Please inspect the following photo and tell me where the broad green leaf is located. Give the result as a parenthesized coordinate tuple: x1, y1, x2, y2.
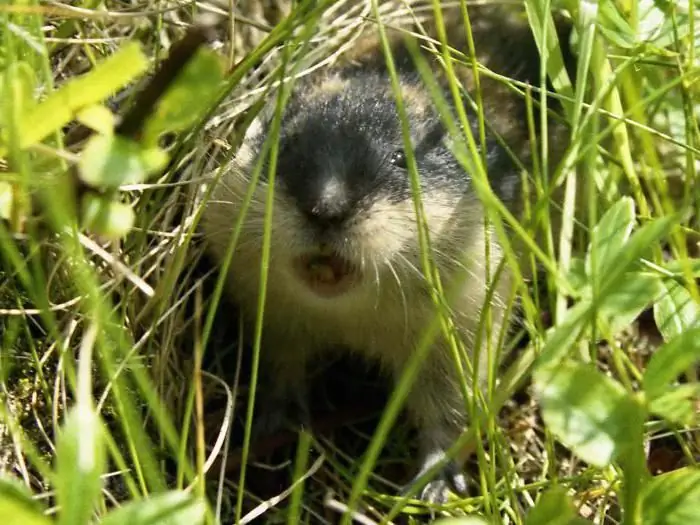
(81, 194, 136, 239)
(17, 42, 148, 150)
(55, 406, 106, 525)
(648, 384, 699, 426)
(143, 48, 224, 145)
(653, 280, 700, 342)
(586, 197, 635, 280)
(662, 258, 700, 277)
(100, 491, 206, 525)
(597, 215, 675, 299)
(0, 476, 50, 525)
(594, 272, 664, 334)
(525, 486, 590, 525)
(596, 1, 637, 48)
(643, 326, 700, 400)
(76, 105, 116, 135)
(566, 257, 587, 292)
(534, 361, 645, 468)
(536, 298, 592, 366)
(595, 23, 637, 50)
(538, 216, 664, 366)
(139, 147, 170, 176)
(641, 467, 700, 525)
(78, 134, 168, 188)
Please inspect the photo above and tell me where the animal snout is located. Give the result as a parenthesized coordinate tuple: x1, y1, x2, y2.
(297, 177, 355, 229)
(302, 199, 352, 229)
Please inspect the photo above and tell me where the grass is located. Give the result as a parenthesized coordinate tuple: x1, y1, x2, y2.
(0, 0, 699, 524)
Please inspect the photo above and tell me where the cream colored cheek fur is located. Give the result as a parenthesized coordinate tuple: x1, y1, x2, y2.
(205, 161, 489, 288)
(206, 115, 500, 292)
(201, 116, 506, 342)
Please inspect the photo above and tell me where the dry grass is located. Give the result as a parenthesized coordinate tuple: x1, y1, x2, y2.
(1, 0, 698, 524)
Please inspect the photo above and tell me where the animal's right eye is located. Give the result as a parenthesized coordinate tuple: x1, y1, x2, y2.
(390, 149, 407, 169)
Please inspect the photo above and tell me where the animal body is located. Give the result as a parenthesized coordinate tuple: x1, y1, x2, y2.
(201, 2, 572, 503)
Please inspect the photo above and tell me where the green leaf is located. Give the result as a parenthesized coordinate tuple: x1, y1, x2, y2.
(539, 217, 671, 367)
(594, 271, 664, 334)
(566, 257, 588, 293)
(16, 42, 148, 151)
(536, 299, 592, 366)
(534, 361, 645, 468)
(643, 326, 700, 400)
(525, 486, 590, 525)
(76, 105, 116, 135)
(142, 48, 224, 145)
(55, 406, 106, 525)
(0, 476, 50, 525)
(100, 491, 206, 525)
(648, 384, 699, 426)
(433, 518, 492, 525)
(81, 194, 136, 239)
(78, 134, 168, 188)
(596, 1, 637, 48)
(641, 467, 700, 525)
(653, 280, 700, 343)
(661, 258, 700, 278)
(597, 214, 675, 297)
(139, 147, 170, 175)
(586, 197, 635, 280)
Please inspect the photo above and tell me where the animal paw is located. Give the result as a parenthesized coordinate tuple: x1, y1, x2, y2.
(402, 457, 468, 505)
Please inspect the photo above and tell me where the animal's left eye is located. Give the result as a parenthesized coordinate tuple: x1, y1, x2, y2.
(390, 149, 407, 169)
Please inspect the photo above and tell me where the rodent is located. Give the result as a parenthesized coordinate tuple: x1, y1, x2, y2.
(200, 2, 574, 503)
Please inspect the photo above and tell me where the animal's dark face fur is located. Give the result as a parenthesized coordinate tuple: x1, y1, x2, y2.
(254, 68, 519, 210)
(268, 72, 470, 208)
(204, 63, 517, 303)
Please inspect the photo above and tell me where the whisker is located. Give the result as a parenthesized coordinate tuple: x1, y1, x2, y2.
(395, 252, 424, 282)
(372, 257, 382, 311)
(432, 248, 482, 283)
(385, 257, 409, 335)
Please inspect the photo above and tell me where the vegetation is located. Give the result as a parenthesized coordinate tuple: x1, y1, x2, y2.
(0, 0, 698, 524)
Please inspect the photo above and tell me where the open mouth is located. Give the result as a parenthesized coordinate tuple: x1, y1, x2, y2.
(294, 251, 359, 298)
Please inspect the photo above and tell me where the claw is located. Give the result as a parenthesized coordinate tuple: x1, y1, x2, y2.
(401, 452, 469, 504)
(419, 478, 451, 505)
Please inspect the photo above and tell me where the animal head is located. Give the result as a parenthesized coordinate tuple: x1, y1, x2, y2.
(204, 64, 518, 302)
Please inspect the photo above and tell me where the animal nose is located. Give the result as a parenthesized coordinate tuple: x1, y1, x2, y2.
(302, 199, 351, 228)
(299, 177, 352, 228)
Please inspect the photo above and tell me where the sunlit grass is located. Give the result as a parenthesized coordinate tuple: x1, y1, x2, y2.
(0, 1, 698, 524)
